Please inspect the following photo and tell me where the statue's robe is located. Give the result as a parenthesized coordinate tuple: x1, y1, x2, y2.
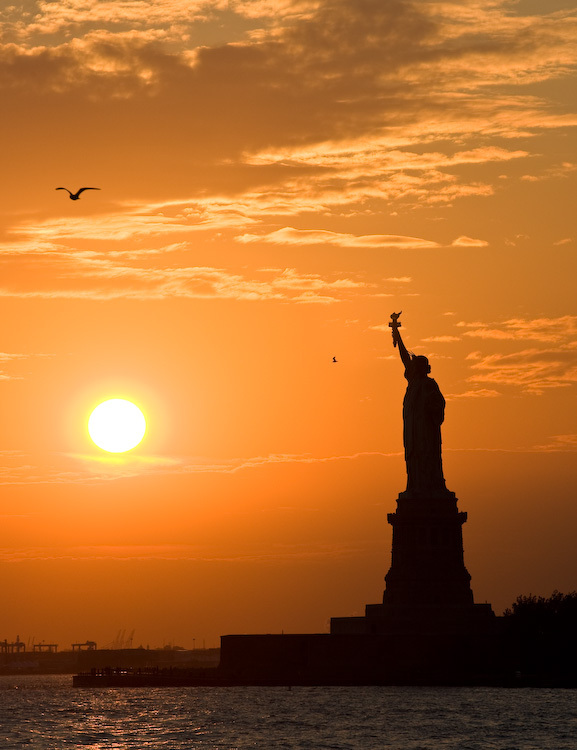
(403, 362, 447, 497)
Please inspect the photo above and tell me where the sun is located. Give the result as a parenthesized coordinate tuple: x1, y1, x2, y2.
(88, 399, 146, 453)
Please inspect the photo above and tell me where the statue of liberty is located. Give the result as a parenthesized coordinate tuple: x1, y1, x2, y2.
(389, 312, 451, 498)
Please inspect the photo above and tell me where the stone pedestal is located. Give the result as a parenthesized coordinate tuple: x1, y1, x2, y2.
(220, 490, 499, 684)
(331, 491, 495, 636)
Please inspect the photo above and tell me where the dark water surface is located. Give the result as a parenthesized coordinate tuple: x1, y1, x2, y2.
(0, 675, 575, 749)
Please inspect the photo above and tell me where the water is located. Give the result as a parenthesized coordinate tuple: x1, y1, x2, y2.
(0, 675, 575, 749)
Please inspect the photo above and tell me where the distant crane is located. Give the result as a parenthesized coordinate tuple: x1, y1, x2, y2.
(106, 628, 136, 649)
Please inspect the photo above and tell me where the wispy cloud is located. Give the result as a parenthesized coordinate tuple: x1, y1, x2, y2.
(533, 434, 577, 452)
(467, 348, 577, 394)
(1, 0, 318, 45)
(0, 352, 53, 361)
(451, 236, 489, 248)
(0, 351, 54, 381)
(0, 2, 227, 47)
(454, 317, 577, 394)
(422, 335, 461, 343)
(0, 240, 367, 303)
(458, 316, 577, 344)
(445, 388, 501, 400)
(1, 0, 574, 219)
(0, 450, 399, 486)
(520, 161, 577, 182)
(0, 540, 366, 564)
(246, 143, 530, 172)
(236, 227, 441, 249)
(11, 203, 257, 242)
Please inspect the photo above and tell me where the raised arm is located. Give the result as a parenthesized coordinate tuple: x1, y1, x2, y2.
(389, 312, 411, 369)
(393, 326, 411, 369)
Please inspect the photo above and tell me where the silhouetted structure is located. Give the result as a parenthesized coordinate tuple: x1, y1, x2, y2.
(332, 313, 494, 640)
(1, 643, 220, 676)
(218, 315, 498, 684)
(75, 314, 505, 686)
(391, 312, 449, 498)
(1, 636, 25, 654)
(33, 643, 58, 653)
(72, 641, 97, 651)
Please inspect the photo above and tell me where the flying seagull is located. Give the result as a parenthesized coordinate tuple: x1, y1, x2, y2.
(56, 187, 100, 200)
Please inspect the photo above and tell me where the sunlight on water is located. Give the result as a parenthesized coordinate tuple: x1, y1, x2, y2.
(0, 676, 575, 749)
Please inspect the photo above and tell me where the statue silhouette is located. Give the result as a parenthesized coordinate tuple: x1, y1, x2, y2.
(389, 313, 449, 498)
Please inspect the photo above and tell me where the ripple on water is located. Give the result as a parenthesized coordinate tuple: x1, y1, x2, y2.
(0, 678, 575, 750)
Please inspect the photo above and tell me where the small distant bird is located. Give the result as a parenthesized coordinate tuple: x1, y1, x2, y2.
(56, 187, 100, 200)
(332, 356, 338, 363)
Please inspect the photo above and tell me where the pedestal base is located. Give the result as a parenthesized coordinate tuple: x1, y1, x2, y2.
(331, 491, 495, 636)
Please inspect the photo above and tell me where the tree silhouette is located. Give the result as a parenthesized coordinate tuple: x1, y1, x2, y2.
(502, 590, 577, 684)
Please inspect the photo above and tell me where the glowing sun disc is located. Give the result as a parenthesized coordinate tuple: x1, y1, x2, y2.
(88, 399, 146, 453)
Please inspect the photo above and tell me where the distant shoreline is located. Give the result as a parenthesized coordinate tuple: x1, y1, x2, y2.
(72, 666, 577, 689)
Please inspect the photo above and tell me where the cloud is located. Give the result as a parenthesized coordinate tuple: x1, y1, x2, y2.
(1, 0, 317, 46)
(422, 335, 461, 343)
(459, 316, 577, 344)
(0, 0, 574, 317)
(0, 1, 226, 45)
(246, 143, 530, 172)
(236, 227, 441, 249)
(519, 161, 577, 183)
(12, 200, 259, 242)
(0, 0, 573, 234)
(463, 328, 519, 341)
(1, 2, 574, 154)
(458, 317, 577, 393)
(467, 348, 577, 394)
(445, 388, 501, 400)
(0, 239, 367, 303)
(0, 351, 54, 381)
(0, 449, 399, 486)
(180, 450, 400, 474)
(451, 236, 489, 247)
(533, 434, 577, 452)
(238, 228, 493, 251)
(0, 351, 52, 362)
(0, 540, 365, 564)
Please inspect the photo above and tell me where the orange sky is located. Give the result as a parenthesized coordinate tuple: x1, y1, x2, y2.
(1, 0, 576, 650)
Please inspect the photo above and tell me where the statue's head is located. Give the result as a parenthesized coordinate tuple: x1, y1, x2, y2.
(413, 355, 431, 376)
